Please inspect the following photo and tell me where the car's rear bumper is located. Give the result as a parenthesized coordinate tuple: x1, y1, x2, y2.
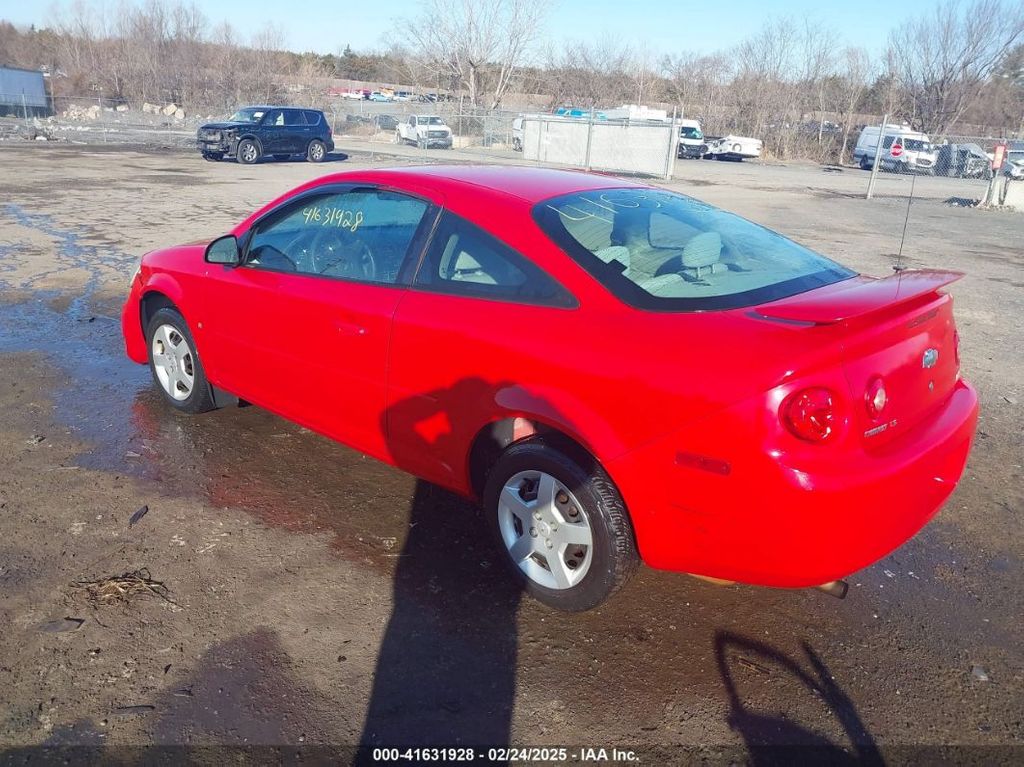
(608, 379, 979, 587)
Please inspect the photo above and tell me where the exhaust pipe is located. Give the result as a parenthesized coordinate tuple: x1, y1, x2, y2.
(815, 580, 849, 599)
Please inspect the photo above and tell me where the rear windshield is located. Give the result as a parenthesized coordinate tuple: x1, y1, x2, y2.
(534, 188, 854, 311)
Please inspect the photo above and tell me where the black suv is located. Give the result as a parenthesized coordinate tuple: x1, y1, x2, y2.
(197, 106, 334, 164)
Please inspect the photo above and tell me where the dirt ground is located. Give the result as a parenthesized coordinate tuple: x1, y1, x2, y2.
(0, 142, 1022, 763)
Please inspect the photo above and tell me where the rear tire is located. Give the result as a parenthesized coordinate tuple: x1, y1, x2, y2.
(483, 439, 639, 612)
(146, 307, 217, 414)
(306, 140, 326, 163)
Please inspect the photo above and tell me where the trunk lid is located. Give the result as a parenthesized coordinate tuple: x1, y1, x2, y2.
(757, 270, 963, 446)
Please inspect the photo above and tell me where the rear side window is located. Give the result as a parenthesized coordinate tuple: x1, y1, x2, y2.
(304, 110, 322, 125)
(415, 213, 574, 307)
(534, 188, 853, 311)
(283, 110, 305, 125)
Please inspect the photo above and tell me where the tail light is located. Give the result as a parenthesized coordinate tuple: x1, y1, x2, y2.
(782, 387, 836, 442)
(953, 329, 961, 368)
(865, 377, 887, 420)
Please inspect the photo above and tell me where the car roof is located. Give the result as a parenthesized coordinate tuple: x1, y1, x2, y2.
(242, 105, 322, 112)
(350, 165, 644, 204)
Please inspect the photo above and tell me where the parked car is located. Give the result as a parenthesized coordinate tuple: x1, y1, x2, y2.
(937, 143, 992, 179)
(395, 114, 453, 148)
(340, 90, 365, 101)
(705, 135, 762, 161)
(372, 114, 400, 131)
(854, 125, 937, 174)
(369, 91, 392, 102)
(122, 166, 978, 612)
(1002, 141, 1024, 179)
(677, 119, 708, 159)
(196, 106, 333, 164)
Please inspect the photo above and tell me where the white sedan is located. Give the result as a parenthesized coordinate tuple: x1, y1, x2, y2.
(705, 135, 763, 161)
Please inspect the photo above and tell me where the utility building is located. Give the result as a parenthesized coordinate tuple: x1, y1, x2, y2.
(0, 66, 50, 117)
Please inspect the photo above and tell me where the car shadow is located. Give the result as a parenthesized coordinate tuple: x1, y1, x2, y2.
(358, 378, 537, 758)
(715, 631, 885, 765)
(234, 152, 349, 165)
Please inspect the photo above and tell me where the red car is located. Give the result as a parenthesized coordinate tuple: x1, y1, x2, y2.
(121, 166, 979, 611)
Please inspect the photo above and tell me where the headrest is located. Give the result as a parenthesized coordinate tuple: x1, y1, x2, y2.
(681, 231, 722, 268)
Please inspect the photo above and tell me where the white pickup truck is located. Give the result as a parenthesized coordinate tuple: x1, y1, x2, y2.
(395, 115, 453, 149)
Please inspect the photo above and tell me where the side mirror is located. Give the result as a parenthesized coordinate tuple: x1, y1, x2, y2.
(205, 235, 240, 265)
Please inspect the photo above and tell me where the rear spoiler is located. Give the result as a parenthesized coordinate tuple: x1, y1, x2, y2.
(755, 270, 964, 325)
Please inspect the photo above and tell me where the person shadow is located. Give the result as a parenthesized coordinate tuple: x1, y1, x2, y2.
(358, 378, 533, 761)
(715, 631, 885, 766)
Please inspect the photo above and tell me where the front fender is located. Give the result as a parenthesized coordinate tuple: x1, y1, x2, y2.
(142, 272, 187, 312)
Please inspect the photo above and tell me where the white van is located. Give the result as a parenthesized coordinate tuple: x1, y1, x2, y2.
(677, 119, 708, 159)
(854, 124, 937, 174)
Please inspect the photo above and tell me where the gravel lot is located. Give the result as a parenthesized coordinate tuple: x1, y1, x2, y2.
(0, 142, 1021, 762)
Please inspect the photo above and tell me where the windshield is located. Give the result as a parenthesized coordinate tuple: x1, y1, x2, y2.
(680, 126, 703, 139)
(228, 108, 266, 124)
(422, 116, 444, 125)
(534, 188, 854, 311)
(903, 139, 932, 152)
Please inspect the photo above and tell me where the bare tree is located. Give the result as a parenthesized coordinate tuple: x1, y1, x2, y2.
(831, 47, 873, 162)
(396, 0, 546, 108)
(799, 20, 836, 146)
(661, 52, 731, 124)
(888, 0, 1024, 135)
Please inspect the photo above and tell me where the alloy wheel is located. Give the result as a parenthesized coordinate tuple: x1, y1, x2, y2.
(151, 324, 195, 401)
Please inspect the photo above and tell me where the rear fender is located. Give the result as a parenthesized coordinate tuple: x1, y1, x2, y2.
(492, 383, 628, 464)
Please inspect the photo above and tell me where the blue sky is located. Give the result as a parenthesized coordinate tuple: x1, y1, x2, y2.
(1, 0, 922, 57)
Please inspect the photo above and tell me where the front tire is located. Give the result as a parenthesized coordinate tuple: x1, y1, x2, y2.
(306, 139, 326, 163)
(202, 151, 223, 162)
(483, 439, 639, 612)
(236, 138, 260, 164)
(146, 307, 217, 414)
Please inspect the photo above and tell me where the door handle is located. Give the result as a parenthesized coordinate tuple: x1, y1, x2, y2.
(334, 318, 367, 336)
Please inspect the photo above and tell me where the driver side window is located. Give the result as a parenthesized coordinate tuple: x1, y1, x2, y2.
(245, 189, 431, 284)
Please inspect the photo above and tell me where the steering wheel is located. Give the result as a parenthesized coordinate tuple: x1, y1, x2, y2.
(309, 227, 376, 280)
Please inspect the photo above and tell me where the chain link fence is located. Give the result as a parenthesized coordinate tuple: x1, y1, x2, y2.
(4, 92, 1021, 191)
